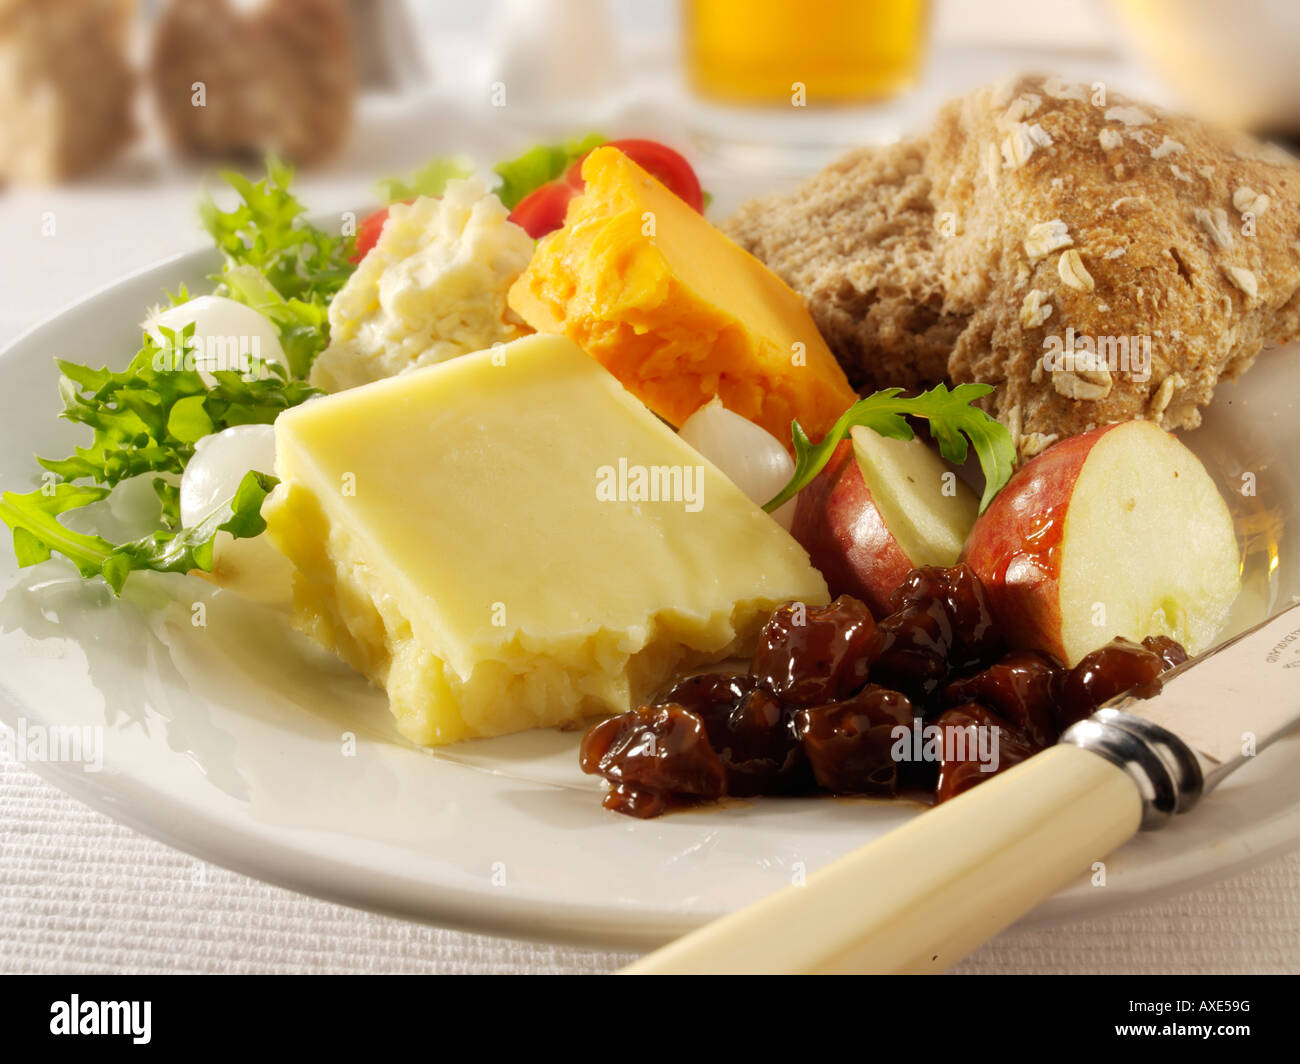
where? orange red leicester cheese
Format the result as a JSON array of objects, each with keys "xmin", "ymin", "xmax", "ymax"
[{"xmin": 507, "ymin": 146, "xmax": 857, "ymax": 447}]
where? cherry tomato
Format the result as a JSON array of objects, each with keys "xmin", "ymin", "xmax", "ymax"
[
  {"xmin": 566, "ymin": 138, "xmax": 704, "ymax": 213},
  {"xmin": 364, "ymin": 140, "xmax": 705, "ymax": 249},
  {"xmin": 507, "ymin": 180, "xmax": 580, "ymax": 239},
  {"xmin": 509, "ymin": 138, "xmax": 705, "ymax": 240},
  {"xmin": 351, "ymin": 199, "xmax": 414, "ymax": 263}
]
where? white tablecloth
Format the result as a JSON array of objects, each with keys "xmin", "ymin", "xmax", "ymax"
[{"xmin": 4, "ymin": 757, "xmax": 1297, "ymax": 974}]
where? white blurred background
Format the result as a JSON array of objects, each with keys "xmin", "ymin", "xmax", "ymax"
[{"xmin": 8, "ymin": 0, "xmax": 1299, "ymax": 341}]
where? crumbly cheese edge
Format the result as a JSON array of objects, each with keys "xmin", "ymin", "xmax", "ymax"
[{"xmin": 263, "ymin": 476, "xmax": 815, "ymax": 746}]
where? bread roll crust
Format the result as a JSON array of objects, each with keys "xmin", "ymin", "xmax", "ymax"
[{"xmin": 726, "ymin": 75, "xmax": 1300, "ymax": 458}]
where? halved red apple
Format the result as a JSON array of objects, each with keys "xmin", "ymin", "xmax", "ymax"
[
  {"xmin": 791, "ymin": 430, "xmax": 978, "ymax": 616},
  {"xmin": 963, "ymin": 420, "xmax": 1240, "ymax": 665}
]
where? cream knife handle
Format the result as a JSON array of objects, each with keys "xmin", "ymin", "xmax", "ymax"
[{"xmin": 623, "ymin": 743, "xmax": 1142, "ymax": 975}]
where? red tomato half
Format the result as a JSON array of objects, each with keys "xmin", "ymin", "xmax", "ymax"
[
  {"xmin": 508, "ymin": 180, "xmax": 580, "ymax": 240},
  {"xmin": 566, "ymin": 138, "xmax": 704, "ymax": 214},
  {"xmin": 509, "ymin": 138, "xmax": 705, "ymax": 241},
  {"xmin": 351, "ymin": 200, "xmax": 410, "ymax": 263}
]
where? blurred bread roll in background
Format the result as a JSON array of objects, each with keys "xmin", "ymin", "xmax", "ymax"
[
  {"xmin": 150, "ymin": 0, "xmax": 355, "ymax": 165},
  {"xmin": 0, "ymin": 0, "xmax": 136, "ymax": 183}
]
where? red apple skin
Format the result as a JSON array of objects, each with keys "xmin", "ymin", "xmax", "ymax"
[
  {"xmin": 962, "ymin": 424, "xmax": 1121, "ymax": 662},
  {"xmin": 791, "ymin": 440, "xmax": 914, "ymax": 618}
]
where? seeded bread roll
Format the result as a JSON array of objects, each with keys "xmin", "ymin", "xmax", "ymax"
[
  {"xmin": 150, "ymin": 0, "xmax": 354, "ymax": 166},
  {"xmin": 725, "ymin": 75, "xmax": 1300, "ymax": 459},
  {"xmin": 0, "ymin": 0, "xmax": 135, "ymax": 184},
  {"xmin": 724, "ymin": 138, "xmax": 964, "ymax": 395}
]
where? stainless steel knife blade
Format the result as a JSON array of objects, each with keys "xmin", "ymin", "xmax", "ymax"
[{"xmin": 1104, "ymin": 602, "xmax": 1300, "ymax": 793}]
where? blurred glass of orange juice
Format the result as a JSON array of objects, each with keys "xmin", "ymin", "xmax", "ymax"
[{"xmin": 685, "ymin": 0, "xmax": 929, "ymax": 106}]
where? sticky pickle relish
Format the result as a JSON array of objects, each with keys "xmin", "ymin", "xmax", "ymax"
[{"xmin": 579, "ymin": 565, "xmax": 1188, "ymax": 817}]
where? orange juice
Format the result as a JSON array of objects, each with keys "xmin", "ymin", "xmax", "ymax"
[{"xmin": 685, "ymin": 0, "xmax": 929, "ymax": 106}]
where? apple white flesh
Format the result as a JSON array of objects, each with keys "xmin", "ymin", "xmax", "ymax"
[
  {"xmin": 850, "ymin": 427, "xmax": 977, "ymax": 568},
  {"xmin": 791, "ymin": 432, "xmax": 977, "ymax": 616},
  {"xmin": 964, "ymin": 420, "xmax": 1240, "ymax": 665}
]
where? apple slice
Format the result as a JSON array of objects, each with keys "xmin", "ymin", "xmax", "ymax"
[
  {"xmin": 791, "ymin": 432, "xmax": 978, "ymax": 616},
  {"xmin": 963, "ymin": 420, "xmax": 1240, "ymax": 666},
  {"xmin": 850, "ymin": 427, "xmax": 978, "ymax": 571}
]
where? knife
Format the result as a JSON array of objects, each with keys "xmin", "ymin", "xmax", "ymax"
[{"xmin": 623, "ymin": 602, "xmax": 1300, "ymax": 974}]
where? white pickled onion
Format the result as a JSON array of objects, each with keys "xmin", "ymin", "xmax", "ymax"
[
  {"xmin": 678, "ymin": 398, "xmax": 797, "ymax": 529},
  {"xmin": 144, "ymin": 295, "xmax": 286, "ymax": 387},
  {"xmin": 180, "ymin": 424, "xmax": 291, "ymax": 608},
  {"xmin": 180, "ymin": 424, "xmax": 277, "ymax": 528}
]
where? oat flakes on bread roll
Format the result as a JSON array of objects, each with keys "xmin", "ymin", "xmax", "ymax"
[{"xmin": 725, "ymin": 75, "xmax": 1300, "ymax": 460}]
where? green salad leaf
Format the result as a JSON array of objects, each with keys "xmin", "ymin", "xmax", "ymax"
[
  {"xmin": 153, "ymin": 476, "xmax": 182, "ymax": 532},
  {"xmin": 38, "ymin": 327, "xmax": 317, "ymax": 489},
  {"xmin": 492, "ymin": 133, "xmax": 606, "ymax": 209},
  {"xmin": 200, "ymin": 157, "xmax": 355, "ymax": 376},
  {"xmin": 376, "ymin": 155, "xmax": 475, "ymax": 204},
  {"xmin": 4, "ymin": 320, "xmax": 316, "ymax": 592},
  {"xmin": 763, "ymin": 384, "xmax": 1017, "ymax": 516},
  {"xmin": 200, "ymin": 156, "xmax": 354, "ymax": 305},
  {"xmin": 5, "ymin": 159, "xmax": 341, "ymax": 593},
  {"xmin": 220, "ymin": 264, "xmax": 332, "ymax": 380},
  {"xmin": 0, "ymin": 472, "xmax": 277, "ymax": 595}
]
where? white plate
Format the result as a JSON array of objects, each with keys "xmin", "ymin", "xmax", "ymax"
[{"xmin": 1, "ymin": 248, "xmax": 1298, "ymax": 950}]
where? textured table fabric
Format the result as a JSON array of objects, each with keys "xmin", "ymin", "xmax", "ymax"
[{"xmin": 4, "ymin": 758, "xmax": 1299, "ymax": 974}]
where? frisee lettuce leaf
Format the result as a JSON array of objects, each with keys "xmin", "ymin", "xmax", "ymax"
[
  {"xmin": 4, "ymin": 321, "xmax": 316, "ymax": 591},
  {"xmin": 376, "ymin": 155, "xmax": 475, "ymax": 204},
  {"xmin": 492, "ymin": 133, "xmax": 606, "ymax": 210},
  {"xmin": 0, "ymin": 471, "xmax": 277, "ymax": 595},
  {"xmin": 221, "ymin": 265, "xmax": 332, "ymax": 381},
  {"xmin": 200, "ymin": 156, "xmax": 354, "ymax": 377},
  {"xmin": 153, "ymin": 476, "xmax": 182, "ymax": 532},
  {"xmin": 5, "ymin": 159, "xmax": 332, "ymax": 593},
  {"xmin": 38, "ymin": 325, "xmax": 317, "ymax": 488},
  {"xmin": 763, "ymin": 384, "xmax": 1017, "ymax": 516}
]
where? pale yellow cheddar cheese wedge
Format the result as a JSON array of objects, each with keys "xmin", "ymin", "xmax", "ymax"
[{"xmin": 264, "ymin": 334, "xmax": 828, "ymax": 745}]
